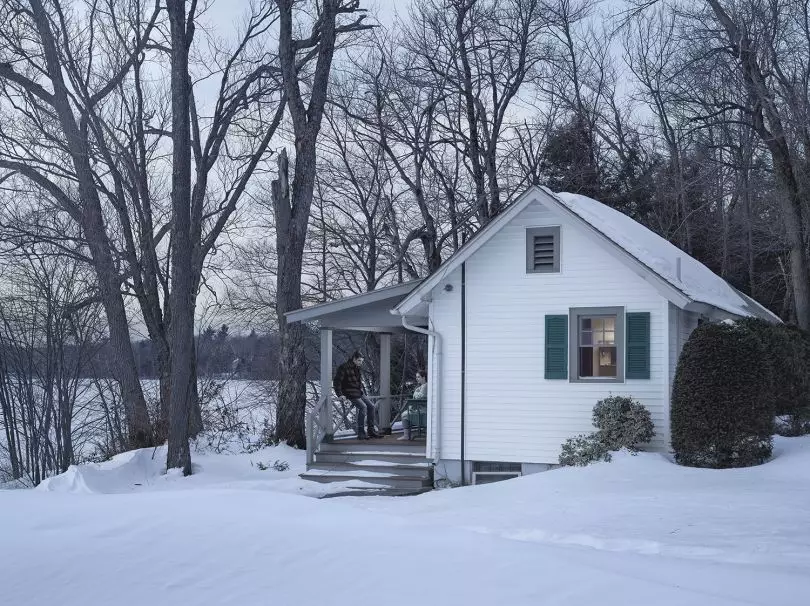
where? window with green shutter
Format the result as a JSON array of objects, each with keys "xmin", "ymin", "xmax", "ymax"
[
  {"xmin": 545, "ymin": 315, "xmax": 568, "ymax": 379},
  {"xmin": 626, "ymin": 312, "xmax": 651, "ymax": 379}
]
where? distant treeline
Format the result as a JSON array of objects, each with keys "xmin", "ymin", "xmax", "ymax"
[{"xmin": 0, "ymin": 324, "xmax": 426, "ymax": 385}]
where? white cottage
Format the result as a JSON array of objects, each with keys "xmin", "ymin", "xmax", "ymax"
[{"xmin": 289, "ymin": 185, "xmax": 778, "ymax": 492}]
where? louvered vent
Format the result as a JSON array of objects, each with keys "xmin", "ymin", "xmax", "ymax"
[
  {"xmin": 526, "ymin": 226, "xmax": 560, "ymax": 273},
  {"xmin": 533, "ymin": 234, "xmax": 555, "ymax": 271}
]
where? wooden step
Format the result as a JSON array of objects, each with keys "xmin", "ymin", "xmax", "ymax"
[
  {"xmin": 308, "ymin": 461, "xmax": 432, "ymax": 477},
  {"xmin": 320, "ymin": 486, "xmax": 433, "ymax": 499},
  {"xmin": 299, "ymin": 471, "xmax": 432, "ymax": 491},
  {"xmin": 315, "ymin": 451, "xmax": 429, "ymax": 465},
  {"xmin": 318, "ymin": 440, "xmax": 425, "ymax": 454}
]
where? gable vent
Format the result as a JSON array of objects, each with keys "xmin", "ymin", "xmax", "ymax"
[
  {"xmin": 526, "ymin": 226, "xmax": 560, "ymax": 273},
  {"xmin": 533, "ymin": 234, "xmax": 555, "ymax": 269}
]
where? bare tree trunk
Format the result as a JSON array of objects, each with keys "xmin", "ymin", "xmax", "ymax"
[
  {"xmin": 454, "ymin": 2, "xmax": 489, "ymax": 224},
  {"xmin": 272, "ymin": 0, "xmax": 370, "ymax": 447},
  {"xmin": 166, "ymin": 0, "xmax": 194, "ymax": 474},
  {"xmin": 89, "ymin": 217, "xmax": 153, "ymax": 448},
  {"xmin": 273, "ymin": 151, "xmax": 308, "ymax": 447}
]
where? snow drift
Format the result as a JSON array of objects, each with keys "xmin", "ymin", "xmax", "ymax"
[{"xmin": 2, "ymin": 437, "xmax": 809, "ymax": 605}]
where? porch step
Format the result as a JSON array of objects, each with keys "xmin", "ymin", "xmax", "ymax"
[
  {"xmin": 318, "ymin": 440, "xmax": 425, "ymax": 454},
  {"xmin": 315, "ymin": 451, "xmax": 429, "ymax": 465},
  {"xmin": 308, "ymin": 461, "xmax": 431, "ymax": 476},
  {"xmin": 302, "ymin": 434, "xmax": 433, "ymax": 494},
  {"xmin": 320, "ymin": 486, "xmax": 433, "ymax": 499},
  {"xmin": 299, "ymin": 471, "xmax": 432, "ymax": 491}
]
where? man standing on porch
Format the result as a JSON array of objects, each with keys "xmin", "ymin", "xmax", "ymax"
[{"xmin": 333, "ymin": 351, "xmax": 382, "ymax": 440}]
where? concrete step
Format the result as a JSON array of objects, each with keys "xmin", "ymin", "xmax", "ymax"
[
  {"xmin": 308, "ymin": 461, "xmax": 432, "ymax": 477},
  {"xmin": 299, "ymin": 471, "xmax": 432, "ymax": 491},
  {"xmin": 315, "ymin": 451, "xmax": 429, "ymax": 465}
]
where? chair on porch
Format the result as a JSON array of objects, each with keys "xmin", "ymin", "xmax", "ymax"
[{"xmin": 399, "ymin": 398, "xmax": 427, "ymax": 439}]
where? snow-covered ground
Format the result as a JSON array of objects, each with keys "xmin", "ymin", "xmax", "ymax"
[{"xmin": 2, "ymin": 437, "xmax": 809, "ymax": 605}]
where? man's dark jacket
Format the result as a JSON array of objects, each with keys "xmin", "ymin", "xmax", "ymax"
[{"xmin": 333, "ymin": 360, "xmax": 364, "ymax": 399}]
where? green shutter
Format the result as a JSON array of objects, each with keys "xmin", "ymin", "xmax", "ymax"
[
  {"xmin": 545, "ymin": 315, "xmax": 568, "ymax": 379},
  {"xmin": 626, "ymin": 312, "xmax": 651, "ymax": 379}
]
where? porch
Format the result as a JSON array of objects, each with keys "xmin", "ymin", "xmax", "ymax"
[{"xmin": 285, "ymin": 281, "xmax": 432, "ymax": 494}]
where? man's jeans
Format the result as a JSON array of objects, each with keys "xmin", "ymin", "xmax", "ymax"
[{"xmin": 349, "ymin": 396, "xmax": 377, "ymax": 436}]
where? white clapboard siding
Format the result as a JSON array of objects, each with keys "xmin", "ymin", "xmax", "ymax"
[
  {"xmin": 428, "ymin": 268, "xmax": 462, "ymax": 460},
  {"xmin": 431, "ymin": 197, "xmax": 673, "ymax": 464}
]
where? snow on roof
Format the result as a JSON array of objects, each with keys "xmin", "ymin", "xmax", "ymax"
[{"xmin": 552, "ymin": 191, "xmax": 757, "ymax": 318}]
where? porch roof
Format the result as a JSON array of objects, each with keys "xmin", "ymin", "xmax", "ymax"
[{"xmin": 285, "ymin": 280, "xmax": 426, "ymax": 332}]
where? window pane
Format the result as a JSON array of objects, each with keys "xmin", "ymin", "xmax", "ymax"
[
  {"xmin": 603, "ymin": 316, "xmax": 615, "ymax": 331},
  {"xmin": 580, "ymin": 330, "xmax": 593, "ymax": 346},
  {"xmin": 597, "ymin": 347, "xmax": 617, "ymax": 377},
  {"xmin": 579, "ymin": 347, "xmax": 594, "ymax": 377},
  {"xmin": 603, "ymin": 330, "xmax": 615, "ymax": 345},
  {"xmin": 580, "ymin": 317, "xmax": 592, "ymax": 331}
]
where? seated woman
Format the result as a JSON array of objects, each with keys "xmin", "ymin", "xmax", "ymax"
[{"xmin": 398, "ymin": 369, "xmax": 427, "ymax": 441}]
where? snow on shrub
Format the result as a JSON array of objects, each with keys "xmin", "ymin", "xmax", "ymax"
[
  {"xmin": 736, "ymin": 317, "xmax": 810, "ymax": 436},
  {"xmin": 671, "ymin": 321, "xmax": 774, "ymax": 468},
  {"xmin": 559, "ymin": 396, "xmax": 655, "ymax": 467}
]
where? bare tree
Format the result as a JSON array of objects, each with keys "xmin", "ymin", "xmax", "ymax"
[
  {"xmin": 0, "ymin": 0, "xmax": 158, "ymax": 447},
  {"xmin": 163, "ymin": 0, "xmax": 286, "ymax": 473},
  {"xmin": 702, "ymin": 0, "xmax": 810, "ymax": 328},
  {"xmin": 0, "ymin": 239, "xmax": 104, "ymax": 484},
  {"xmin": 627, "ymin": 0, "xmax": 810, "ymax": 327},
  {"xmin": 272, "ymin": 0, "xmax": 372, "ymax": 448},
  {"xmin": 405, "ymin": 0, "xmax": 554, "ymax": 223}
]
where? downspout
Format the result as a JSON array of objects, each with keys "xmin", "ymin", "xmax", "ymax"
[
  {"xmin": 399, "ymin": 313, "xmax": 443, "ymax": 465},
  {"xmin": 460, "ymin": 262, "xmax": 466, "ymax": 486}
]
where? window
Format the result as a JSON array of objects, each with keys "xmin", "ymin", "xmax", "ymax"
[
  {"xmin": 569, "ymin": 307, "xmax": 625, "ymax": 382},
  {"xmin": 472, "ymin": 462, "xmax": 522, "ymax": 485},
  {"xmin": 526, "ymin": 226, "xmax": 560, "ymax": 273}
]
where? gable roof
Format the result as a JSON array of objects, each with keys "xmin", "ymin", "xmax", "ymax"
[{"xmin": 394, "ymin": 186, "xmax": 779, "ymax": 322}]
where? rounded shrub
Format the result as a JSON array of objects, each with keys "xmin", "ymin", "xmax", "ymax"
[
  {"xmin": 592, "ymin": 395, "xmax": 655, "ymax": 451},
  {"xmin": 671, "ymin": 321, "xmax": 774, "ymax": 468},
  {"xmin": 737, "ymin": 317, "xmax": 810, "ymax": 436}
]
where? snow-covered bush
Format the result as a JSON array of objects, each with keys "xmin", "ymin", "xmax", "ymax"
[
  {"xmin": 559, "ymin": 434, "xmax": 611, "ymax": 466},
  {"xmin": 736, "ymin": 317, "xmax": 810, "ymax": 436},
  {"xmin": 559, "ymin": 396, "xmax": 655, "ymax": 467},
  {"xmin": 256, "ymin": 459, "xmax": 289, "ymax": 472},
  {"xmin": 671, "ymin": 321, "xmax": 773, "ymax": 468},
  {"xmin": 592, "ymin": 396, "xmax": 656, "ymax": 450}
]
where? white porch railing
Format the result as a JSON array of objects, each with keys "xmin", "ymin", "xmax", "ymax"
[{"xmin": 306, "ymin": 395, "xmax": 330, "ymax": 467}]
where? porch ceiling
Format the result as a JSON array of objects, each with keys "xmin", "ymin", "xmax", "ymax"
[{"xmin": 285, "ymin": 280, "xmax": 427, "ymax": 333}]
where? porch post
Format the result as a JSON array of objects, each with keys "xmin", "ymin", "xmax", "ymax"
[
  {"xmin": 379, "ymin": 332, "xmax": 391, "ymax": 433},
  {"xmin": 320, "ymin": 328, "xmax": 333, "ymax": 438}
]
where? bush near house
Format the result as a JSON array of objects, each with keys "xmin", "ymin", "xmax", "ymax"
[
  {"xmin": 736, "ymin": 317, "xmax": 810, "ymax": 436},
  {"xmin": 559, "ymin": 396, "xmax": 655, "ymax": 466},
  {"xmin": 671, "ymin": 321, "xmax": 773, "ymax": 468}
]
